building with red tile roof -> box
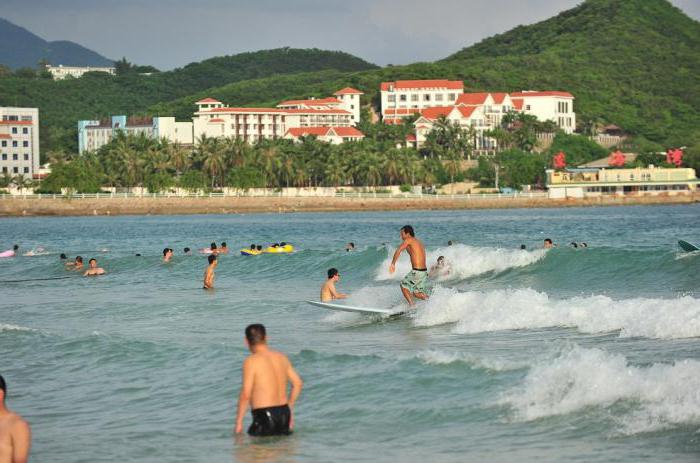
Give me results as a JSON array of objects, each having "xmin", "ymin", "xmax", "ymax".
[{"xmin": 380, "ymin": 80, "xmax": 465, "ymax": 122}]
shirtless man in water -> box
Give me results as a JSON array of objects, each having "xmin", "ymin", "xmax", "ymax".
[
  {"xmin": 235, "ymin": 324, "xmax": 303, "ymax": 436},
  {"xmin": 83, "ymin": 258, "xmax": 105, "ymax": 276},
  {"xmin": 389, "ymin": 225, "xmax": 430, "ymax": 307},
  {"xmin": 203, "ymin": 254, "xmax": 217, "ymax": 289},
  {"xmin": 0, "ymin": 375, "xmax": 31, "ymax": 463},
  {"xmin": 320, "ymin": 268, "xmax": 348, "ymax": 302}
]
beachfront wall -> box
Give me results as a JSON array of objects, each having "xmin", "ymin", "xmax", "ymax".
[
  {"xmin": 0, "ymin": 106, "xmax": 40, "ymax": 180},
  {"xmin": 546, "ymin": 167, "xmax": 700, "ymax": 198}
]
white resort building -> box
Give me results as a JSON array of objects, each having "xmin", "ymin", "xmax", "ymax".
[
  {"xmin": 0, "ymin": 107, "xmax": 40, "ymax": 179},
  {"xmin": 45, "ymin": 64, "xmax": 116, "ymax": 80},
  {"xmin": 192, "ymin": 87, "xmax": 365, "ymax": 144},
  {"xmin": 78, "ymin": 116, "xmax": 194, "ymax": 153},
  {"xmin": 380, "ymin": 80, "xmax": 577, "ymax": 151}
]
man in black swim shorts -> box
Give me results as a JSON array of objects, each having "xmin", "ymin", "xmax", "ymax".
[{"xmin": 235, "ymin": 324, "xmax": 303, "ymax": 437}]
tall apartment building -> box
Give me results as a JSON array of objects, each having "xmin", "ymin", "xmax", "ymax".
[
  {"xmin": 0, "ymin": 107, "xmax": 40, "ymax": 179},
  {"xmin": 46, "ymin": 65, "xmax": 116, "ymax": 80},
  {"xmin": 78, "ymin": 116, "xmax": 194, "ymax": 153},
  {"xmin": 380, "ymin": 80, "xmax": 465, "ymax": 122}
]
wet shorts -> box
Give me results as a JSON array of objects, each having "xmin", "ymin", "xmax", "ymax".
[
  {"xmin": 248, "ymin": 404, "xmax": 292, "ymax": 437},
  {"xmin": 401, "ymin": 269, "xmax": 430, "ymax": 294}
]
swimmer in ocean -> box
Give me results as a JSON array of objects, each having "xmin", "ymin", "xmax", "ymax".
[
  {"xmin": 543, "ymin": 238, "xmax": 554, "ymax": 249},
  {"xmin": 219, "ymin": 242, "xmax": 229, "ymax": 254},
  {"xmin": 163, "ymin": 248, "xmax": 173, "ymax": 262},
  {"xmin": 345, "ymin": 242, "xmax": 355, "ymax": 252},
  {"xmin": 84, "ymin": 258, "xmax": 105, "ymax": 276},
  {"xmin": 429, "ymin": 256, "xmax": 451, "ymax": 279},
  {"xmin": 66, "ymin": 256, "xmax": 83, "ymax": 270},
  {"xmin": 235, "ymin": 324, "xmax": 303, "ymax": 437},
  {"xmin": 320, "ymin": 268, "xmax": 348, "ymax": 302},
  {"xmin": 203, "ymin": 254, "xmax": 217, "ymax": 289},
  {"xmin": 389, "ymin": 225, "xmax": 430, "ymax": 307},
  {"xmin": 0, "ymin": 245, "xmax": 19, "ymax": 257},
  {"xmin": 0, "ymin": 375, "xmax": 31, "ymax": 463},
  {"xmin": 183, "ymin": 247, "xmax": 191, "ymax": 255}
]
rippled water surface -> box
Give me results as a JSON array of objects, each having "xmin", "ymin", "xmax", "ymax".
[{"xmin": 2, "ymin": 205, "xmax": 700, "ymax": 462}]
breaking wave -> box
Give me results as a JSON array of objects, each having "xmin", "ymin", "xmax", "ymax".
[{"xmin": 413, "ymin": 287, "xmax": 700, "ymax": 339}]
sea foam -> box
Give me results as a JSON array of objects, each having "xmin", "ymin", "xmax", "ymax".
[
  {"xmin": 413, "ymin": 286, "xmax": 700, "ymax": 340},
  {"xmin": 375, "ymin": 244, "xmax": 546, "ymax": 282},
  {"xmin": 502, "ymin": 345, "xmax": 700, "ymax": 434}
]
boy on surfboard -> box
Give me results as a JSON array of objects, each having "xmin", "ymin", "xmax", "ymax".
[
  {"xmin": 389, "ymin": 225, "xmax": 430, "ymax": 307},
  {"xmin": 321, "ymin": 268, "xmax": 348, "ymax": 302}
]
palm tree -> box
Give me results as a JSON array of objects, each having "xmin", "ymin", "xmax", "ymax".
[
  {"xmin": 0, "ymin": 171, "xmax": 13, "ymax": 188},
  {"xmin": 324, "ymin": 153, "xmax": 345, "ymax": 187},
  {"xmin": 383, "ymin": 149, "xmax": 402, "ymax": 185},
  {"xmin": 167, "ymin": 142, "xmax": 190, "ymax": 175},
  {"xmin": 198, "ymin": 137, "xmax": 225, "ymax": 188}
]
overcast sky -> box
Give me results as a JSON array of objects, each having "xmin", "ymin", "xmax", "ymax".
[{"xmin": 3, "ymin": 0, "xmax": 700, "ymax": 70}]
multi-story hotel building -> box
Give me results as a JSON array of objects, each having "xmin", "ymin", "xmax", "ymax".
[
  {"xmin": 380, "ymin": 80, "xmax": 464, "ymax": 122},
  {"xmin": 0, "ymin": 107, "xmax": 40, "ymax": 179},
  {"xmin": 78, "ymin": 116, "xmax": 194, "ymax": 153},
  {"xmin": 193, "ymin": 87, "xmax": 364, "ymax": 144},
  {"xmin": 46, "ymin": 65, "xmax": 116, "ymax": 80},
  {"xmin": 511, "ymin": 91, "xmax": 576, "ymax": 134}
]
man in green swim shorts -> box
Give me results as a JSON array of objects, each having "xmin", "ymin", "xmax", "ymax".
[{"xmin": 389, "ymin": 225, "xmax": 430, "ymax": 307}]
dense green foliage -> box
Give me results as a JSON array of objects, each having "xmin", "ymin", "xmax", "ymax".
[
  {"xmin": 0, "ymin": 48, "xmax": 378, "ymax": 155},
  {"xmin": 0, "ymin": 18, "xmax": 113, "ymax": 69}
]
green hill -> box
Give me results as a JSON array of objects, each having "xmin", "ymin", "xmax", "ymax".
[{"xmin": 0, "ymin": 48, "xmax": 377, "ymax": 154}]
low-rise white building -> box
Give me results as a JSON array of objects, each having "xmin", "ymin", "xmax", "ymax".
[
  {"xmin": 193, "ymin": 88, "xmax": 363, "ymax": 144},
  {"xmin": 380, "ymin": 80, "xmax": 464, "ymax": 122},
  {"xmin": 284, "ymin": 126, "xmax": 365, "ymax": 144},
  {"xmin": 0, "ymin": 107, "xmax": 40, "ymax": 179},
  {"xmin": 511, "ymin": 91, "xmax": 576, "ymax": 134},
  {"xmin": 78, "ymin": 115, "xmax": 193, "ymax": 153},
  {"xmin": 46, "ymin": 64, "xmax": 116, "ymax": 80}
]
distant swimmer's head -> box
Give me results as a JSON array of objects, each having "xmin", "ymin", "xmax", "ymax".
[
  {"xmin": 60, "ymin": 253, "xmax": 67, "ymax": 259},
  {"xmin": 447, "ymin": 240, "xmax": 453, "ymax": 246},
  {"xmin": 581, "ymin": 242, "xmax": 588, "ymax": 248},
  {"xmin": 345, "ymin": 242, "xmax": 355, "ymax": 251},
  {"xmin": 135, "ymin": 253, "xmax": 142, "ymax": 257},
  {"xmin": 88, "ymin": 258, "xmax": 97, "ymax": 268},
  {"xmin": 210, "ymin": 243, "xmax": 217, "ymax": 250},
  {"xmin": 250, "ymin": 244, "xmax": 256, "ymax": 249},
  {"xmin": 328, "ymin": 268, "xmax": 340, "ymax": 280},
  {"xmin": 400, "ymin": 225, "xmax": 415, "ymax": 239},
  {"xmin": 163, "ymin": 248, "xmax": 172, "ymax": 257},
  {"xmin": 0, "ymin": 374, "xmax": 5, "ymax": 402},
  {"xmin": 437, "ymin": 256, "xmax": 445, "ymax": 266},
  {"xmin": 273, "ymin": 243, "xmax": 279, "ymax": 247},
  {"xmin": 256, "ymin": 245, "xmax": 262, "ymax": 251},
  {"xmin": 184, "ymin": 247, "xmax": 191, "ymax": 254},
  {"xmin": 245, "ymin": 323, "xmax": 267, "ymax": 348},
  {"xmin": 280, "ymin": 242, "xmax": 287, "ymax": 246},
  {"xmin": 570, "ymin": 242, "xmax": 578, "ymax": 248},
  {"xmin": 208, "ymin": 254, "xmax": 217, "ymax": 265},
  {"xmin": 75, "ymin": 256, "xmax": 83, "ymax": 264},
  {"xmin": 543, "ymin": 238, "xmax": 553, "ymax": 249},
  {"xmin": 12, "ymin": 244, "xmax": 18, "ymax": 251},
  {"xmin": 221, "ymin": 242, "xmax": 227, "ymax": 248},
  {"xmin": 520, "ymin": 244, "xmax": 526, "ymax": 250}
]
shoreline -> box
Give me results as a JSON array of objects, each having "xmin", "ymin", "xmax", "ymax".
[{"xmin": 0, "ymin": 194, "xmax": 698, "ymax": 217}]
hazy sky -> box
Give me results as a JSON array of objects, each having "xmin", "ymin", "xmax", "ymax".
[{"xmin": 3, "ymin": 0, "xmax": 700, "ymax": 70}]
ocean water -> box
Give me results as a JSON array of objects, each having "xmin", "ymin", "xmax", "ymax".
[{"xmin": 1, "ymin": 205, "xmax": 700, "ymax": 462}]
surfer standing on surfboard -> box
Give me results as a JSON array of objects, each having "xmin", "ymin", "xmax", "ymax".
[{"xmin": 389, "ymin": 225, "xmax": 430, "ymax": 307}]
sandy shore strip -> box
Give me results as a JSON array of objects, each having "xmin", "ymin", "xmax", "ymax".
[{"xmin": 0, "ymin": 194, "xmax": 698, "ymax": 217}]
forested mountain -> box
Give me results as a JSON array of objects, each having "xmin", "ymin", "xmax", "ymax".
[{"xmin": 0, "ymin": 18, "xmax": 113, "ymax": 69}]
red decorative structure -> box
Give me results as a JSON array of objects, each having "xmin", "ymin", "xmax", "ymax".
[
  {"xmin": 608, "ymin": 150, "xmax": 626, "ymax": 167},
  {"xmin": 666, "ymin": 148, "xmax": 683, "ymax": 167},
  {"xmin": 553, "ymin": 151, "xmax": 567, "ymax": 170}
]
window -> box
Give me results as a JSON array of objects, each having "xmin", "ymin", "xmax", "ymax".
[
  {"xmin": 410, "ymin": 94, "xmax": 418, "ymax": 102},
  {"xmin": 350, "ymin": 105, "xmax": 354, "ymax": 109},
  {"xmin": 23, "ymin": 167, "xmax": 29, "ymax": 173},
  {"xmin": 399, "ymin": 94, "xmax": 407, "ymax": 102},
  {"xmin": 12, "ymin": 154, "xmax": 18, "ymax": 160},
  {"xmin": 1, "ymin": 167, "xmax": 6, "ymax": 173},
  {"xmin": 23, "ymin": 141, "xmax": 28, "ymax": 147},
  {"xmin": 22, "ymin": 128, "xmax": 28, "ymax": 134},
  {"xmin": 525, "ymin": 105, "xmax": 531, "ymax": 110},
  {"xmin": 436, "ymin": 94, "xmax": 443, "ymax": 101},
  {"xmin": 388, "ymin": 95, "xmax": 396, "ymax": 103},
  {"xmin": 24, "ymin": 154, "xmax": 29, "ymax": 160},
  {"xmin": 1, "ymin": 141, "xmax": 5, "ymax": 147},
  {"xmin": 1, "ymin": 154, "xmax": 6, "ymax": 160},
  {"xmin": 13, "ymin": 167, "xmax": 18, "ymax": 173},
  {"xmin": 448, "ymin": 93, "xmax": 456, "ymax": 101},
  {"xmin": 11, "ymin": 128, "xmax": 17, "ymax": 134},
  {"xmin": 424, "ymin": 94, "xmax": 431, "ymax": 101}
]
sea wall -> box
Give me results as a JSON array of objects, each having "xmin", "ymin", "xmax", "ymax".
[{"xmin": 0, "ymin": 194, "xmax": 698, "ymax": 217}]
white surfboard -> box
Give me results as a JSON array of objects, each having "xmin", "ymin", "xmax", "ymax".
[{"xmin": 306, "ymin": 300, "xmax": 405, "ymax": 316}]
